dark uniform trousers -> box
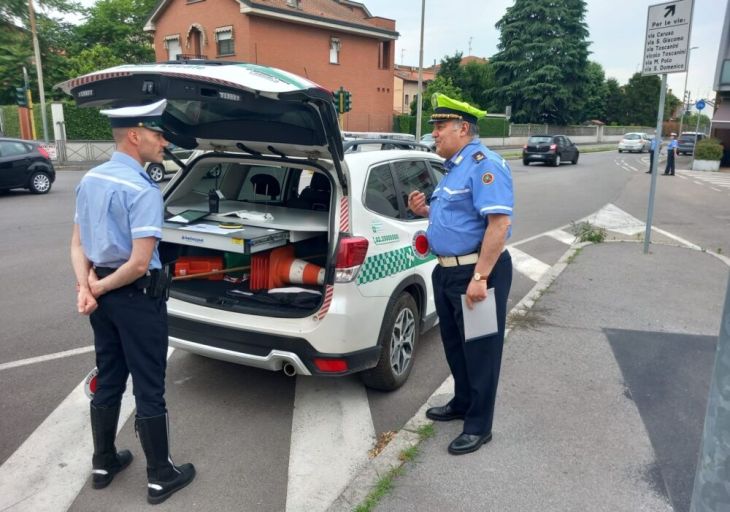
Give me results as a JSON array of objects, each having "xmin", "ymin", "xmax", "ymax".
[
  {"xmin": 90, "ymin": 284, "xmax": 168, "ymax": 418},
  {"xmin": 665, "ymin": 151, "xmax": 675, "ymax": 174},
  {"xmin": 432, "ymin": 250, "xmax": 512, "ymax": 436}
]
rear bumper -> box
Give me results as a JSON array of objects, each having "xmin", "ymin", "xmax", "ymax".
[
  {"xmin": 523, "ymin": 152, "xmax": 555, "ymax": 162},
  {"xmin": 168, "ymin": 316, "xmax": 381, "ymax": 376}
]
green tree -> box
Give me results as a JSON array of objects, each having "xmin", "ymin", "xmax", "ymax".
[
  {"xmin": 582, "ymin": 61, "xmax": 608, "ymax": 122},
  {"xmin": 72, "ymin": 0, "xmax": 157, "ymax": 65},
  {"xmin": 489, "ymin": 0, "xmax": 590, "ymax": 124},
  {"xmin": 409, "ymin": 75, "xmax": 462, "ymax": 116},
  {"xmin": 603, "ymin": 78, "xmax": 625, "ymax": 125},
  {"xmin": 460, "ymin": 60, "xmax": 495, "ymax": 111},
  {"xmin": 436, "ymin": 52, "xmax": 465, "ymax": 87},
  {"xmin": 67, "ymin": 44, "xmax": 125, "ymax": 77},
  {"xmin": 1, "ymin": 0, "xmax": 80, "ymax": 25}
]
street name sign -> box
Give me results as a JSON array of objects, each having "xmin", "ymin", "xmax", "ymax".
[{"xmin": 642, "ymin": 0, "xmax": 694, "ymax": 75}]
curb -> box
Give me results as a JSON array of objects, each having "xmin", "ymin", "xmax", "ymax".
[{"xmin": 326, "ymin": 241, "xmax": 590, "ymax": 512}]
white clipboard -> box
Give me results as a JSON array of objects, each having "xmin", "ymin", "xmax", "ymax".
[{"xmin": 461, "ymin": 288, "xmax": 498, "ymax": 341}]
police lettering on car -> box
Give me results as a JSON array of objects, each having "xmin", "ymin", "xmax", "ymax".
[
  {"xmin": 407, "ymin": 93, "xmax": 514, "ymax": 455},
  {"xmin": 71, "ymin": 99, "xmax": 196, "ymax": 504}
]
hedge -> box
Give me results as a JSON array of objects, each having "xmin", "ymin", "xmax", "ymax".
[
  {"xmin": 694, "ymin": 138, "xmax": 724, "ymax": 161},
  {"xmin": 0, "ymin": 103, "xmax": 112, "ymax": 140}
]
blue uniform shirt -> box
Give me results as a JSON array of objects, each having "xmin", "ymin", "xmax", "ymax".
[
  {"xmin": 668, "ymin": 139, "xmax": 678, "ymax": 151},
  {"xmin": 650, "ymin": 138, "xmax": 657, "ymax": 151},
  {"xmin": 74, "ymin": 152, "xmax": 163, "ymax": 269},
  {"xmin": 427, "ymin": 140, "xmax": 514, "ymax": 256}
]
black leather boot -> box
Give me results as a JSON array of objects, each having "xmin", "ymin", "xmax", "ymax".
[
  {"xmin": 136, "ymin": 413, "xmax": 196, "ymax": 505},
  {"xmin": 90, "ymin": 403, "xmax": 133, "ymax": 489}
]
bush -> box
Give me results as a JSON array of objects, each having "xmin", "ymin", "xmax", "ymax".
[{"xmin": 694, "ymin": 138, "xmax": 723, "ymax": 161}]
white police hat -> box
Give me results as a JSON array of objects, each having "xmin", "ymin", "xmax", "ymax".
[{"xmin": 100, "ymin": 99, "xmax": 167, "ymax": 132}]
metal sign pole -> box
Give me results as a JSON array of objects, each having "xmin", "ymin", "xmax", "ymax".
[
  {"xmin": 690, "ymin": 103, "xmax": 702, "ymax": 169},
  {"xmin": 644, "ymin": 73, "xmax": 666, "ymax": 254},
  {"xmin": 689, "ymin": 272, "xmax": 730, "ymax": 512}
]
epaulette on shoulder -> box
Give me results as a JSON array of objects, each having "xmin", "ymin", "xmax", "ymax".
[{"xmin": 472, "ymin": 151, "xmax": 486, "ymax": 163}]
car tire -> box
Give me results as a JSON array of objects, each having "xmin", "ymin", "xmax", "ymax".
[
  {"xmin": 28, "ymin": 171, "xmax": 52, "ymax": 194},
  {"xmin": 523, "ymin": 159, "xmax": 529, "ymax": 166},
  {"xmin": 147, "ymin": 164, "xmax": 165, "ymax": 183},
  {"xmin": 618, "ymin": 149, "xmax": 623, "ymax": 153},
  {"xmin": 552, "ymin": 154, "xmax": 561, "ymax": 167},
  {"xmin": 360, "ymin": 292, "xmax": 419, "ymax": 391},
  {"xmin": 572, "ymin": 153, "xmax": 579, "ymax": 164}
]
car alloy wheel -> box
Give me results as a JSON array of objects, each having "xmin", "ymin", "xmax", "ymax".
[
  {"xmin": 361, "ymin": 293, "xmax": 419, "ymax": 391},
  {"xmin": 147, "ymin": 164, "xmax": 165, "ymax": 183},
  {"xmin": 29, "ymin": 172, "xmax": 51, "ymax": 194},
  {"xmin": 553, "ymin": 154, "xmax": 561, "ymax": 167}
]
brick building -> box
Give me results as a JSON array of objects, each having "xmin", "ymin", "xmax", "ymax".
[{"xmin": 143, "ymin": 0, "xmax": 398, "ymax": 132}]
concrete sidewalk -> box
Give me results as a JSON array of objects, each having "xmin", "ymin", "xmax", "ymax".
[{"xmin": 330, "ymin": 241, "xmax": 729, "ymax": 512}]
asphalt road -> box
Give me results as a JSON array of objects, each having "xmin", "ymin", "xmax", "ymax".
[{"xmin": 0, "ymin": 149, "xmax": 727, "ymax": 511}]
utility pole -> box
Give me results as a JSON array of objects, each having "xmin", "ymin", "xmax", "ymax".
[
  {"xmin": 28, "ymin": 0, "xmax": 49, "ymax": 142},
  {"xmin": 468, "ymin": 36, "xmax": 473, "ymax": 55},
  {"xmin": 415, "ymin": 0, "xmax": 425, "ymax": 140}
]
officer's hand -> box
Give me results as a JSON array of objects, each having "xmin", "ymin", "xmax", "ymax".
[
  {"xmin": 465, "ymin": 279, "xmax": 488, "ymax": 310},
  {"xmin": 87, "ymin": 268, "xmax": 105, "ymax": 298},
  {"xmin": 77, "ymin": 288, "xmax": 98, "ymax": 315},
  {"xmin": 408, "ymin": 191, "xmax": 428, "ymax": 217}
]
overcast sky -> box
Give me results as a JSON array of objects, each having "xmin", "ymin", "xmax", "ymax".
[
  {"xmin": 71, "ymin": 0, "xmax": 726, "ymax": 109},
  {"xmin": 364, "ymin": 0, "xmax": 726, "ymax": 109}
]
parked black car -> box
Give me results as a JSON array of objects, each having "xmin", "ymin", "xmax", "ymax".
[
  {"xmin": 0, "ymin": 137, "xmax": 55, "ymax": 194},
  {"xmin": 522, "ymin": 135, "xmax": 579, "ymax": 166},
  {"xmin": 677, "ymin": 132, "xmax": 706, "ymax": 155}
]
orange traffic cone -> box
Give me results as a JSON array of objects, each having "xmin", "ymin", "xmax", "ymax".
[{"xmin": 250, "ymin": 246, "xmax": 325, "ymax": 290}]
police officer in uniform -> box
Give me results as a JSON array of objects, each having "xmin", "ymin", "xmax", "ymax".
[
  {"xmin": 646, "ymin": 136, "xmax": 658, "ymax": 174},
  {"xmin": 664, "ymin": 132, "xmax": 678, "ymax": 175},
  {"xmin": 408, "ymin": 94, "xmax": 513, "ymax": 455},
  {"xmin": 71, "ymin": 99, "xmax": 196, "ymax": 504}
]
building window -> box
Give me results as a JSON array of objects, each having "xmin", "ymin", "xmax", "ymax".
[
  {"xmin": 215, "ymin": 26, "xmax": 234, "ymax": 56},
  {"xmin": 164, "ymin": 35, "xmax": 181, "ymax": 60},
  {"xmin": 721, "ymin": 59, "xmax": 730, "ymax": 86},
  {"xmin": 286, "ymin": 0, "xmax": 301, "ymax": 7},
  {"xmin": 378, "ymin": 41, "xmax": 391, "ymax": 69},
  {"xmin": 330, "ymin": 38, "xmax": 340, "ymax": 64}
]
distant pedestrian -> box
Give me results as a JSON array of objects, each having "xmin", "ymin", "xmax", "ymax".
[
  {"xmin": 646, "ymin": 136, "xmax": 658, "ymax": 173},
  {"xmin": 664, "ymin": 132, "xmax": 678, "ymax": 175},
  {"xmin": 408, "ymin": 93, "xmax": 513, "ymax": 455},
  {"xmin": 71, "ymin": 99, "xmax": 195, "ymax": 504}
]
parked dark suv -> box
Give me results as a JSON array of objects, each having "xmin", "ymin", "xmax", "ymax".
[
  {"xmin": 0, "ymin": 137, "xmax": 55, "ymax": 194},
  {"xmin": 677, "ymin": 132, "xmax": 706, "ymax": 155},
  {"xmin": 523, "ymin": 135, "xmax": 579, "ymax": 166}
]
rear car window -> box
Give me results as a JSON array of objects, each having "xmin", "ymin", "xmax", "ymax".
[
  {"xmin": 528, "ymin": 136, "xmax": 552, "ymax": 144},
  {"xmin": 0, "ymin": 141, "xmax": 32, "ymax": 157},
  {"xmin": 365, "ymin": 164, "xmax": 400, "ymax": 218},
  {"xmin": 624, "ymin": 134, "xmax": 641, "ymax": 140}
]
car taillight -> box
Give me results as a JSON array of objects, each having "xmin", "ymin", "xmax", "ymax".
[
  {"xmin": 313, "ymin": 358, "xmax": 348, "ymax": 373},
  {"xmin": 523, "ymin": 144, "xmax": 527, "ymax": 149},
  {"xmin": 37, "ymin": 146, "xmax": 49, "ymax": 159},
  {"xmin": 335, "ymin": 236, "xmax": 368, "ymax": 283},
  {"xmin": 549, "ymin": 144, "xmax": 557, "ymax": 151}
]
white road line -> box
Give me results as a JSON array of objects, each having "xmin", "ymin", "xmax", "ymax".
[
  {"xmin": 626, "ymin": 165, "xmax": 638, "ymax": 172},
  {"xmin": 546, "ymin": 229, "xmax": 576, "ymax": 245},
  {"xmin": 286, "ymin": 376, "xmax": 374, "ymax": 512},
  {"xmin": 508, "ymin": 246, "xmax": 552, "ymax": 282},
  {"xmin": 694, "ymin": 181, "xmax": 703, "ymax": 186},
  {"xmin": 678, "ymin": 175, "xmax": 688, "ymax": 180},
  {"xmin": 651, "ymin": 227, "xmax": 702, "ymax": 250},
  {"xmin": 0, "ymin": 348, "xmax": 174, "ymax": 512},
  {"xmin": 580, "ymin": 203, "xmax": 645, "ymax": 236},
  {"xmin": 712, "ymin": 187, "xmax": 723, "ymax": 192},
  {"xmin": 0, "ymin": 346, "xmax": 94, "ymax": 372}
]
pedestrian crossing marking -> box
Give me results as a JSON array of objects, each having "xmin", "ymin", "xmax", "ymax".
[{"xmin": 508, "ymin": 247, "xmax": 552, "ymax": 282}]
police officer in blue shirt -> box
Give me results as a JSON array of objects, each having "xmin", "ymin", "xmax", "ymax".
[
  {"xmin": 408, "ymin": 94, "xmax": 513, "ymax": 455},
  {"xmin": 71, "ymin": 99, "xmax": 195, "ymax": 504},
  {"xmin": 646, "ymin": 136, "xmax": 659, "ymax": 174},
  {"xmin": 664, "ymin": 132, "xmax": 678, "ymax": 175}
]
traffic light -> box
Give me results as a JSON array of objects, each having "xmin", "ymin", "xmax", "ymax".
[
  {"xmin": 15, "ymin": 87, "xmax": 27, "ymax": 107},
  {"xmin": 343, "ymin": 91, "xmax": 352, "ymax": 113}
]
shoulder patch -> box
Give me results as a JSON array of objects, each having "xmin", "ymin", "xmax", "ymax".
[
  {"xmin": 481, "ymin": 172, "xmax": 495, "ymax": 185},
  {"xmin": 473, "ymin": 151, "xmax": 486, "ymax": 162}
]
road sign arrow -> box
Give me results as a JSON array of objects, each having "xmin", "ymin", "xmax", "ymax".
[{"xmin": 664, "ymin": 4, "xmax": 676, "ymax": 17}]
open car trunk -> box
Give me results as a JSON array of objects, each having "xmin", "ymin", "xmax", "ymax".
[{"xmin": 162, "ymin": 153, "xmax": 334, "ymax": 318}]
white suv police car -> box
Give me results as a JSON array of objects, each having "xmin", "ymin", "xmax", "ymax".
[{"xmin": 60, "ymin": 62, "xmax": 444, "ymax": 390}]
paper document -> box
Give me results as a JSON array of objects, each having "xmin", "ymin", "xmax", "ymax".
[{"xmin": 461, "ymin": 288, "xmax": 498, "ymax": 341}]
